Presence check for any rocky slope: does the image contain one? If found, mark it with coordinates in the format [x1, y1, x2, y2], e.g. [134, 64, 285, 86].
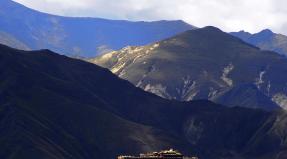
[1, 44, 287, 159]
[0, 0, 194, 57]
[231, 29, 287, 56]
[91, 26, 287, 110]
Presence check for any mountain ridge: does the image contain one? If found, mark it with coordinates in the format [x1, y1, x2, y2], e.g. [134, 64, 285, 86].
[90, 26, 287, 110]
[0, 0, 195, 57]
[231, 29, 287, 56]
[1, 43, 287, 159]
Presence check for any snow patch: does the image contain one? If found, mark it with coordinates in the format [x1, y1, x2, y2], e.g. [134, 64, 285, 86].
[186, 92, 198, 101]
[221, 63, 234, 87]
[255, 71, 266, 89]
[179, 76, 198, 101]
[120, 46, 144, 55]
[132, 54, 144, 64]
[121, 46, 131, 53]
[136, 80, 143, 87]
[111, 62, 126, 73]
[182, 76, 194, 94]
[144, 84, 171, 99]
[134, 47, 143, 52]
[118, 70, 126, 77]
[136, 74, 147, 87]
[272, 93, 287, 110]
[101, 51, 116, 60]
[267, 81, 271, 96]
[208, 87, 218, 100]
[136, 65, 156, 88]
[150, 43, 160, 50]
[184, 119, 204, 145]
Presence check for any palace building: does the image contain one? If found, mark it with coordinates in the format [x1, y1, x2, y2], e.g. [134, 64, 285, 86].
[117, 149, 198, 159]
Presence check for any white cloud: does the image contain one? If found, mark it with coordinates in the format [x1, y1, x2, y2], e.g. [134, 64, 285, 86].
[13, 0, 287, 34]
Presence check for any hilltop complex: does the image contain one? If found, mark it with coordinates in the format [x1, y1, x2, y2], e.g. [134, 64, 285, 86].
[117, 149, 199, 159]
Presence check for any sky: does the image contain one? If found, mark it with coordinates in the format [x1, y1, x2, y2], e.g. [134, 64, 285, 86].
[13, 0, 287, 34]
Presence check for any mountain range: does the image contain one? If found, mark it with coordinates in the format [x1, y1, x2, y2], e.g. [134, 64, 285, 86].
[1, 44, 287, 159]
[231, 29, 287, 56]
[1, 1, 287, 159]
[90, 26, 287, 111]
[3, 0, 287, 59]
[0, 0, 194, 57]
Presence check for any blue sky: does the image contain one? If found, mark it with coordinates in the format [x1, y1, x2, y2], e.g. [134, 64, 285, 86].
[13, 0, 287, 34]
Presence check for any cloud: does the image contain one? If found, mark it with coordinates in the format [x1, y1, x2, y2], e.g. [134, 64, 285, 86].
[13, 0, 287, 34]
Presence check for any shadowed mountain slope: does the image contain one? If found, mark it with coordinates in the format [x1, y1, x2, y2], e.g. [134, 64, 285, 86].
[0, 44, 287, 159]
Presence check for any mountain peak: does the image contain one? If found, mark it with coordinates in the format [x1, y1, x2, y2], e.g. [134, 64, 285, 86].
[202, 26, 223, 32]
[230, 30, 253, 41]
[260, 29, 273, 33]
[238, 30, 249, 33]
[237, 30, 252, 35]
[174, 26, 239, 44]
[91, 24, 286, 111]
[249, 29, 275, 41]
[257, 29, 274, 36]
[175, 26, 225, 38]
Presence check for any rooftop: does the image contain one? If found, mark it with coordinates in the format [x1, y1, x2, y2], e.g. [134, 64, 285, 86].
[117, 149, 199, 159]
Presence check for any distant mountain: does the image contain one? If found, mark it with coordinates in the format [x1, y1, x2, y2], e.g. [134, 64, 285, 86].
[231, 29, 287, 56]
[90, 26, 287, 111]
[0, 0, 195, 57]
[1, 44, 287, 159]
[0, 31, 29, 50]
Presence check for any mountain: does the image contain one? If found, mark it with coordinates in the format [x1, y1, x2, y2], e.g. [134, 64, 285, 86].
[231, 29, 287, 56]
[0, 31, 30, 50]
[1, 44, 287, 159]
[0, 0, 194, 57]
[90, 26, 287, 111]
